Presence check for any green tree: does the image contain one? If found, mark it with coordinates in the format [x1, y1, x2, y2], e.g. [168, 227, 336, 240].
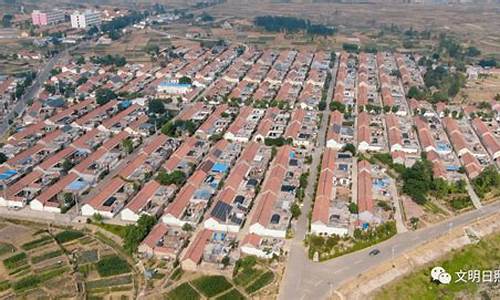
[178, 76, 192, 85]
[402, 159, 433, 204]
[0, 153, 7, 164]
[61, 159, 73, 173]
[329, 101, 345, 112]
[145, 44, 160, 56]
[472, 166, 500, 198]
[299, 172, 309, 189]
[291, 203, 301, 219]
[2, 14, 14, 28]
[161, 120, 197, 137]
[342, 43, 359, 52]
[75, 56, 85, 65]
[95, 88, 117, 105]
[123, 214, 156, 254]
[156, 169, 187, 186]
[148, 99, 166, 115]
[92, 213, 103, 223]
[318, 100, 327, 111]
[50, 68, 62, 76]
[76, 76, 88, 86]
[432, 178, 449, 199]
[182, 223, 193, 232]
[122, 138, 134, 154]
[264, 137, 287, 147]
[431, 91, 448, 103]
[348, 202, 358, 214]
[465, 46, 481, 57]
[342, 143, 356, 156]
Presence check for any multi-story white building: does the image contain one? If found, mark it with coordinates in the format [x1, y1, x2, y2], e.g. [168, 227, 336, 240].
[70, 10, 101, 29]
[32, 10, 65, 26]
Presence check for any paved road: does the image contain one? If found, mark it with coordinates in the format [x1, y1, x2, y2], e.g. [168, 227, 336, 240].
[390, 177, 407, 233]
[278, 56, 338, 299]
[0, 45, 78, 136]
[466, 178, 482, 209]
[278, 199, 500, 300]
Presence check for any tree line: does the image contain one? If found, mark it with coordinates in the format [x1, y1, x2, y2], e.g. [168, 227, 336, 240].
[254, 15, 335, 36]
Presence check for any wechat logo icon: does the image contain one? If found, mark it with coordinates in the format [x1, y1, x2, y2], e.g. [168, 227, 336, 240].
[431, 266, 452, 284]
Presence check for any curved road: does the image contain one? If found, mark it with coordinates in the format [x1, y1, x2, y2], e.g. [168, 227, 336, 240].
[279, 200, 500, 300]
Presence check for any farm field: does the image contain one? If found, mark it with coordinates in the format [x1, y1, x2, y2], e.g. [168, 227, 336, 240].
[374, 231, 500, 300]
[456, 73, 500, 104]
[163, 257, 278, 299]
[0, 220, 137, 299]
[203, 1, 500, 56]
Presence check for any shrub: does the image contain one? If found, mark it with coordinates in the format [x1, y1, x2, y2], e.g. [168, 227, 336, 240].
[54, 230, 84, 243]
[245, 271, 274, 294]
[0, 280, 10, 292]
[95, 255, 130, 277]
[21, 235, 53, 250]
[216, 288, 246, 300]
[191, 275, 232, 297]
[3, 252, 27, 270]
[0, 242, 15, 256]
[234, 267, 263, 287]
[86, 275, 132, 290]
[13, 275, 40, 292]
[166, 282, 200, 300]
[31, 250, 63, 264]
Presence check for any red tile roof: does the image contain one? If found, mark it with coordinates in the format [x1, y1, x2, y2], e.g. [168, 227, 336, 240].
[9, 121, 46, 142]
[312, 148, 336, 224]
[125, 180, 161, 213]
[87, 177, 125, 210]
[326, 111, 343, 143]
[6, 170, 44, 200]
[241, 233, 261, 247]
[226, 106, 253, 135]
[6, 144, 45, 167]
[164, 169, 207, 218]
[142, 134, 169, 155]
[101, 104, 140, 129]
[49, 98, 94, 123]
[197, 104, 228, 133]
[177, 102, 204, 121]
[182, 229, 212, 264]
[75, 100, 118, 126]
[461, 153, 482, 179]
[414, 116, 435, 150]
[284, 109, 305, 139]
[37, 146, 76, 171]
[357, 160, 373, 213]
[36, 173, 78, 205]
[472, 118, 500, 158]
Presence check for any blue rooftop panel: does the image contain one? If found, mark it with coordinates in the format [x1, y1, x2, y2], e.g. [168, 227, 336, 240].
[67, 179, 89, 191]
[0, 170, 17, 180]
[211, 162, 229, 173]
[159, 82, 191, 88]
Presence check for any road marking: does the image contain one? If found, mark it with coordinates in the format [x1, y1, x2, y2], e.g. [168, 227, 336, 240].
[353, 259, 363, 265]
